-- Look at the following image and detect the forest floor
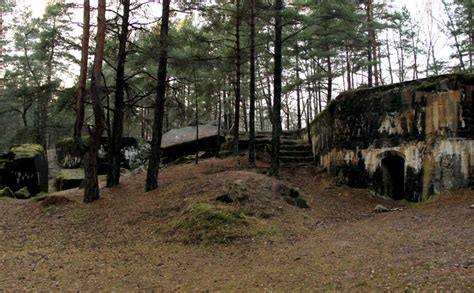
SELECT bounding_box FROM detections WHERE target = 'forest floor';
[0,156,473,291]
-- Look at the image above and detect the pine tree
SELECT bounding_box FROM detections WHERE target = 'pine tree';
[83,0,106,203]
[107,0,131,187]
[270,0,283,177]
[145,0,170,192]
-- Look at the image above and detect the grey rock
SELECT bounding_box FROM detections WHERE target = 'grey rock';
[373,204,390,213]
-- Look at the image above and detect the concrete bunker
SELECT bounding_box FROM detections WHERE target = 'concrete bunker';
[308,74,474,201]
[379,151,405,200]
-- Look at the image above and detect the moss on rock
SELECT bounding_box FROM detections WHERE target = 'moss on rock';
[56,169,85,191]
[57,168,84,180]
[10,144,45,159]
[163,203,275,244]
[14,187,31,199]
[0,187,14,198]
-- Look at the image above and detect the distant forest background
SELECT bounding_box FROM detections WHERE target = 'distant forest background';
[0,0,472,151]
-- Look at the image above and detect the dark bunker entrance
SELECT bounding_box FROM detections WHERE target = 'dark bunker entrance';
[381,153,405,200]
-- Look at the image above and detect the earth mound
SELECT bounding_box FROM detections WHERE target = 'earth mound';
[155,170,309,244]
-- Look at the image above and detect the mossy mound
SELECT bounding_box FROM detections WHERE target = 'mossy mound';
[40,195,73,207]
[0,187,14,198]
[212,172,309,218]
[163,203,275,244]
[10,144,44,159]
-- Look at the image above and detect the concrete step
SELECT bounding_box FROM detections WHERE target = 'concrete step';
[280,156,314,163]
[281,162,315,168]
[280,150,313,157]
[280,144,312,151]
[280,141,299,146]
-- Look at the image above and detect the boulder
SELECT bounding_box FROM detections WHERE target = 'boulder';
[161,125,224,163]
[373,204,390,213]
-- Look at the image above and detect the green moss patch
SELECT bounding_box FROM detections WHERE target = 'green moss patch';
[10,144,44,159]
[57,169,85,191]
[56,137,90,149]
[14,187,31,199]
[31,193,50,202]
[0,187,14,198]
[57,168,84,180]
[163,203,275,244]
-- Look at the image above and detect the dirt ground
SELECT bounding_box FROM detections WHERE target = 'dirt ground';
[0,156,473,291]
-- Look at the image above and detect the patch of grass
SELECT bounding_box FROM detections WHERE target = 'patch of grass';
[42,205,60,216]
[354,280,368,287]
[31,192,49,202]
[162,203,275,244]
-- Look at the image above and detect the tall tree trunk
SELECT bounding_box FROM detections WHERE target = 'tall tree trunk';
[248,0,256,164]
[270,0,283,177]
[370,4,378,85]
[107,0,130,187]
[0,6,3,91]
[345,44,351,90]
[145,0,170,192]
[73,0,89,158]
[397,28,405,82]
[318,80,322,112]
[412,33,418,79]
[193,65,199,165]
[386,36,394,84]
[378,46,384,84]
[469,1,473,71]
[223,89,229,131]
[326,55,332,103]
[84,0,106,203]
[232,0,241,155]
[258,95,264,131]
[426,35,433,77]
[242,95,248,132]
[295,48,302,130]
[431,43,439,75]
[366,0,373,87]
[306,98,312,146]
[216,89,222,157]
[39,16,57,151]
[285,94,290,130]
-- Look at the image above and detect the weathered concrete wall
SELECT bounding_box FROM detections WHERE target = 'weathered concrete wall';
[0,144,48,196]
[310,74,474,201]
[56,137,144,171]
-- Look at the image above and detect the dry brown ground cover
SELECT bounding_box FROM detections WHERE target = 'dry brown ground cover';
[0,156,473,291]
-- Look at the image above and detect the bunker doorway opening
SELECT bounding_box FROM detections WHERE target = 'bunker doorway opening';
[381,154,405,200]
